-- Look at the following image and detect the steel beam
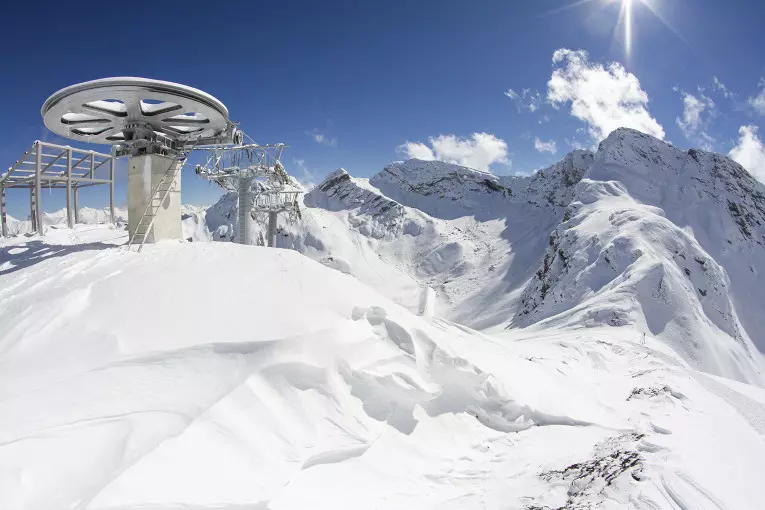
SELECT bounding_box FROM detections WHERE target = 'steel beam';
[0,175,111,187]
[2,145,36,185]
[94,157,110,172]
[70,176,113,183]
[73,186,79,224]
[267,210,278,247]
[1,185,7,237]
[66,148,72,228]
[35,143,43,236]
[27,176,112,184]
[237,176,253,245]
[40,150,68,173]
[109,157,115,224]
[29,187,36,231]
[36,141,111,159]
[20,161,68,170]
[70,152,91,172]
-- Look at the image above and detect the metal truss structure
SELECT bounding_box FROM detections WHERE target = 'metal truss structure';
[194,141,302,246]
[0,141,115,237]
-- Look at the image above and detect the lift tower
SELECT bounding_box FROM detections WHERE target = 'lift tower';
[41,77,235,249]
[194,142,302,246]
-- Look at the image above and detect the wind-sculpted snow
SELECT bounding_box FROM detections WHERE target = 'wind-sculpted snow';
[2,230,765,509]
[0,238,593,509]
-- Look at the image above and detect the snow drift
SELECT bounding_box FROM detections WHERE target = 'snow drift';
[2,230,765,509]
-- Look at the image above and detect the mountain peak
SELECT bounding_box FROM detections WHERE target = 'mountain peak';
[316,168,351,192]
[376,158,496,188]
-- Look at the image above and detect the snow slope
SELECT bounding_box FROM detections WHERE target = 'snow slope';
[229,132,764,386]
[514,130,765,385]
[2,227,765,510]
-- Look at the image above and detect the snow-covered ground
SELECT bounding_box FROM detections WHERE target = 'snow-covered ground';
[2,227,765,510]
[2,128,765,509]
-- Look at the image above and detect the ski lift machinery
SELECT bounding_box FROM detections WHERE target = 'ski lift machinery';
[194,138,303,247]
[39,76,301,248]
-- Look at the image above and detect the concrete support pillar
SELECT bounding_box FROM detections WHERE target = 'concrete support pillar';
[0,185,7,237]
[35,143,42,236]
[66,148,72,228]
[128,154,182,243]
[73,187,79,224]
[237,176,253,245]
[267,210,278,248]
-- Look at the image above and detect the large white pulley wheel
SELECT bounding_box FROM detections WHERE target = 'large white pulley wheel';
[41,77,231,145]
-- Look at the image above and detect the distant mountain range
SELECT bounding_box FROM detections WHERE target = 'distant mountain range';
[10,128,765,385]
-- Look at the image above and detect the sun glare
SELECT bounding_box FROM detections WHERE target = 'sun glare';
[542,0,684,59]
[623,0,633,56]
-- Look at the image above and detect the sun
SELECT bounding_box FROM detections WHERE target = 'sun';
[604,0,652,57]
[614,0,686,58]
[621,0,635,56]
[541,0,679,59]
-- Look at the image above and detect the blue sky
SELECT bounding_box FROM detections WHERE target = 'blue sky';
[2,0,765,218]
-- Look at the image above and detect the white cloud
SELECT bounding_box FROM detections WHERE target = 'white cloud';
[293,159,318,189]
[397,133,509,172]
[547,48,665,141]
[399,141,435,161]
[505,89,520,101]
[306,129,337,147]
[565,138,587,150]
[713,76,731,99]
[748,79,765,116]
[505,88,543,112]
[729,125,765,184]
[534,137,557,154]
[675,89,715,150]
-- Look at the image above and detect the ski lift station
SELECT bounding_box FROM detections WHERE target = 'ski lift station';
[0,77,301,249]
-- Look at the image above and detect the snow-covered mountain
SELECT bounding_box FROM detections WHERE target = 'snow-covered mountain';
[3,128,765,509]
[2,207,127,236]
[6,204,208,236]
[189,128,764,386]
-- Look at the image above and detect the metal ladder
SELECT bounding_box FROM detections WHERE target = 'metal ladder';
[127,142,195,252]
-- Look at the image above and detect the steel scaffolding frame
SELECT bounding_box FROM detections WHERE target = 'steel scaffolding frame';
[0,140,115,237]
[194,142,302,246]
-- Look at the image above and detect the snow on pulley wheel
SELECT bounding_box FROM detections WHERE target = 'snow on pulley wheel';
[40,77,231,145]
